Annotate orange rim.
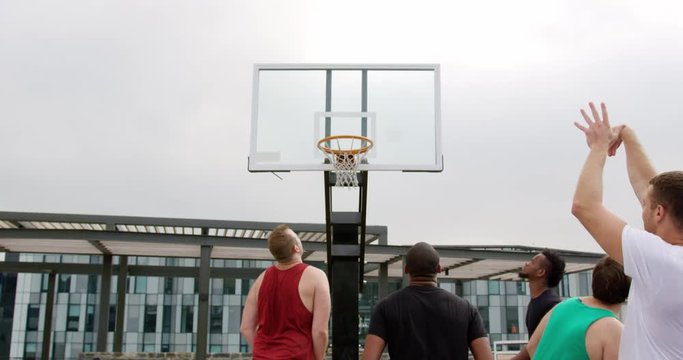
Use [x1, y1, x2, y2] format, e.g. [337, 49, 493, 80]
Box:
[317, 135, 374, 155]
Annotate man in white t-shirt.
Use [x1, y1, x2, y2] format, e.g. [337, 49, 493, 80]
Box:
[571, 102, 683, 359]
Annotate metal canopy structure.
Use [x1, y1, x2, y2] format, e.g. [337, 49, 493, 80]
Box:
[363, 245, 600, 281]
[0, 212, 603, 279]
[0, 212, 385, 259]
[0, 212, 603, 359]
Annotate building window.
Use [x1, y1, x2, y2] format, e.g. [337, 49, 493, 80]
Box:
[85, 305, 95, 332]
[241, 279, 253, 295]
[52, 340, 66, 360]
[41, 274, 49, 292]
[210, 306, 223, 333]
[67, 304, 80, 331]
[135, 277, 147, 294]
[506, 306, 519, 334]
[478, 306, 489, 333]
[109, 305, 116, 332]
[579, 272, 591, 296]
[516, 281, 526, 295]
[488, 281, 500, 295]
[26, 305, 40, 331]
[144, 305, 157, 333]
[162, 305, 172, 333]
[24, 342, 38, 360]
[181, 306, 194, 333]
[224, 278, 236, 295]
[58, 275, 71, 293]
[164, 277, 173, 295]
[560, 274, 571, 297]
[87, 275, 98, 293]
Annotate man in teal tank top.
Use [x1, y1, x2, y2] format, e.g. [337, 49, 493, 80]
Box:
[527, 257, 630, 360]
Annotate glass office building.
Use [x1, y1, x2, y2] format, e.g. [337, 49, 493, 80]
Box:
[2, 254, 273, 359]
[1, 253, 593, 359]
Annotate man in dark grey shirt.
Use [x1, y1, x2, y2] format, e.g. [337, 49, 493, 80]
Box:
[362, 242, 493, 360]
[511, 250, 566, 360]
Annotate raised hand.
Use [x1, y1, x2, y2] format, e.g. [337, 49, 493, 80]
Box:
[574, 102, 624, 157]
[607, 125, 625, 156]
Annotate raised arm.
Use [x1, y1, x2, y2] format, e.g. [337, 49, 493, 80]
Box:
[239, 272, 264, 346]
[572, 102, 627, 264]
[620, 126, 657, 204]
[311, 268, 331, 360]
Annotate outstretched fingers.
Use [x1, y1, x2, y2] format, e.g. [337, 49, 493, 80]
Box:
[581, 102, 611, 129]
[601, 102, 610, 127]
[574, 121, 588, 132]
[589, 102, 602, 124]
[580, 109, 594, 126]
[576, 101, 619, 152]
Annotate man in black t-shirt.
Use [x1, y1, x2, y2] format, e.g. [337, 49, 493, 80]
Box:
[511, 250, 566, 360]
[362, 242, 493, 360]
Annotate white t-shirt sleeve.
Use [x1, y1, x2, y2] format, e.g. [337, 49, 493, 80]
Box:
[621, 225, 669, 281]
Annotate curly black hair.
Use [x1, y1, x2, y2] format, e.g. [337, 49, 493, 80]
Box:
[541, 249, 566, 288]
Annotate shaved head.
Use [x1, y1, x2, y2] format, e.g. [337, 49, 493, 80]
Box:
[405, 242, 440, 277]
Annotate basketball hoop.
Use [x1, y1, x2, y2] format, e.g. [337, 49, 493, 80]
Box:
[317, 135, 374, 187]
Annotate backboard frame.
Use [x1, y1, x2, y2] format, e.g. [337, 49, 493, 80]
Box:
[248, 63, 443, 172]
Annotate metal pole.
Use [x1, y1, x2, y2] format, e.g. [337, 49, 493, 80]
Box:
[330, 220, 360, 360]
[378, 264, 388, 301]
[41, 272, 56, 360]
[358, 171, 368, 291]
[378, 232, 388, 300]
[114, 256, 128, 352]
[325, 70, 332, 137]
[401, 256, 409, 289]
[324, 171, 333, 282]
[97, 255, 113, 351]
[196, 245, 212, 360]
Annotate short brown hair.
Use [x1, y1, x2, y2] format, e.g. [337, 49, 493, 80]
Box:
[267, 224, 298, 262]
[592, 256, 631, 305]
[649, 171, 683, 229]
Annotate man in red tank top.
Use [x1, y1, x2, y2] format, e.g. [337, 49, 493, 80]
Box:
[240, 224, 331, 360]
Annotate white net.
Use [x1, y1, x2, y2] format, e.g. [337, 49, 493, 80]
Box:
[318, 135, 373, 187]
[323, 152, 368, 187]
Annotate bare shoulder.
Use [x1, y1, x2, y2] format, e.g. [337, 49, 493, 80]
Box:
[586, 316, 622, 360]
[301, 266, 329, 299]
[591, 316, 623, 332]
[303, 265, 329, 284]
[586, 316, 623, 343]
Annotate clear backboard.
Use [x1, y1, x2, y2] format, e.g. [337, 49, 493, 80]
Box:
[249, 64, 442, 172]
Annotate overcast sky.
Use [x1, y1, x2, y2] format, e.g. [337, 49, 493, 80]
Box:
[2, 0, 683, 253]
